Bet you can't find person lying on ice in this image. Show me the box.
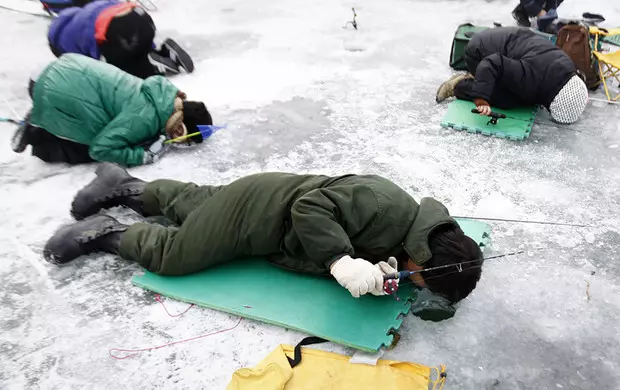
[11,54,212,166]
[47,0,193,78]
[436,27,588,124]
[44,163,484,303]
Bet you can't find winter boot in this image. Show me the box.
[11,110,33,153]
[149,52,180,75]
[435,73,473,103]
[11,123,33,153]
[512,4,531,27]
[162,38,194,73]
[71,163,147,220]
[44,215,128,264]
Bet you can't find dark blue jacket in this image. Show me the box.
[465,27,575,108]
[48,0,120,59]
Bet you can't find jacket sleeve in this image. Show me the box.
[520,0,545,17]
[289,186,380,268]
[89,113,158,167]
[471,53,523,102]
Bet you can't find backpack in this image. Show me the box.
[556,23,600,90]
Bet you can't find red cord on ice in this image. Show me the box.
[109,317,243,360]
[154,294,194,317]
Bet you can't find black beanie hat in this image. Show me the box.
[182,101,213,143]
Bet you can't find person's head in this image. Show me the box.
[181,101,213,144]
[407,225,483,303]
[549,74,588,124]
[165,100,213,144]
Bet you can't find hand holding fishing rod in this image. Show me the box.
[471,108,506,125]
[382,250,526,281]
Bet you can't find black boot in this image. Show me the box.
[11,111,34,153]
[148,51,180,75]
[512,4,531,27]
[44,215,128,264]
[162,38,194,73]
[71,163,147,220]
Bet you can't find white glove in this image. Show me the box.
[330,255,384,298]
[371,257,399,296]
[142,135,170,165]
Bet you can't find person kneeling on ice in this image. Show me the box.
[47,0,193,78]
[11,54,212,166]
[436,27,588,125]
[44,163,484,303]
[511,0,564,32]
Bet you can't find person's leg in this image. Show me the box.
[157,38,194,73]
[119,187,238,274]
[14,124,93,164]
[111,54,164,79]
[139,180,224,223]
[70,163,224,223]
[512,3,531,27]
[46,183,237,276]
[453,78,478,102]
[436,73,473,103]
[454,78,524,109]
[31,135,93,164]
[544,0,563,12]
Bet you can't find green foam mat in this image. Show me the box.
[440,99,538,141]
[132,218,491,352]
[602,33,620,47]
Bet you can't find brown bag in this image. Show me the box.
[556,24,600,90]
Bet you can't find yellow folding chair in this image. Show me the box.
[589,27,620,102]
[593,51,620,102]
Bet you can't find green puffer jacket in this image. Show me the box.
[29,54,179,167]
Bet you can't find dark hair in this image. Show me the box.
[182,101,213,143]
[423,225,483,303]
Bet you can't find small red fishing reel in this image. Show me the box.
[383,279,399,301]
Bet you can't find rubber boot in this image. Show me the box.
[71,163,147,220]
[44,215,128,264]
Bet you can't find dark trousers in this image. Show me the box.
[518,0,564,17]
[120,180,228,275]
[28,126,94,165]
[454,78,525,109]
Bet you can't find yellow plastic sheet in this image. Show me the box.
[227,345,446,390]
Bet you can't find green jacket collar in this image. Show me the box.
[403,197,459,265]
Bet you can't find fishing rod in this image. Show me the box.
[382,250,525,281]
[451,215,592,228]
[165,124,226,144]
[0,117,24,125]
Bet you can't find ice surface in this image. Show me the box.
[1,0,620,389]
